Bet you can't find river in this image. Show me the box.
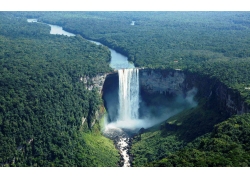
[86,41,134,70]
[27,19,133,70]
[27,19,133,167]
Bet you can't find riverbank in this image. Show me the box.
[27,18,136,167]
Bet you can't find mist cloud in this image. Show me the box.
[104,87,198,131]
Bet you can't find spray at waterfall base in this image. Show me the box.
[103,68,198,132]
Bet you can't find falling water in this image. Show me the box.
[27,19,136,167]
[118,68,139,122]
[104,68,139,167]
[116,68,139,167]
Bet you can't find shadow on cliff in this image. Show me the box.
[138,88,198,131]
[160,98,230,143]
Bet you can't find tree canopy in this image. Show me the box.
[2,11,250,167]
[0,12,118,167]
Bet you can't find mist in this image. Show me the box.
[103,85,198,131]
[136,87,198,129]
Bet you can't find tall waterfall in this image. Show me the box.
[118,69,139,121]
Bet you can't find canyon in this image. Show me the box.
[102,69,250,123]
[27,18,250,167]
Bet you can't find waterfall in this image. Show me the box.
[118,69,139,122]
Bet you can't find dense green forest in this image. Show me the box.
[0,13,119,166]
[2,11,250,167]
[131,73,250,167]
[144,113,250,167]
[11,11,250,104]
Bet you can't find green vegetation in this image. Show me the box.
[81,123,120,167]
[132,102,250,167]
[131,100,228,166]
[147,113,250,167]
[2,11,250,167]
[15,11,250,105]
[131,132,183,167]
[0,13,118,166]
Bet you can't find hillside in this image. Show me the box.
[0,13,119,167]
[13,11,250,105]
[145,112,250,167]
[2,11,250,167]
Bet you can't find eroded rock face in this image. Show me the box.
[215,82,250,115]
[80,73,111,128]
[138,69,250,116]
[81,74,108,93]
[102,68,250,121]
[139,69,185,95]
[182,71,250,116]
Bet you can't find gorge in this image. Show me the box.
[27,19,141,166]
[26,17,250,167]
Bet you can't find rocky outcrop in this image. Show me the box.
[80,74,108,94]
[214,82,250,115]
[139,69,250,116]
[140,69,185,95]
[81,117,86,126]
[177,71,250,116]
[80,73,112,129]
[91,106,106,128]
[102,68,250,120]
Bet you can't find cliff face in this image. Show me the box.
[180,71,250,116]
[79,73,108,129]
[138,69,250,116]
[214,82,250,115]
[139,69,186,95]
[81,74,108,94]
[101,68,250,127]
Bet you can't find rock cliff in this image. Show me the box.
[80,73,109,129]
[139,69,250,116]
[139,69,186,95]
[102,68,250,126]
[180,71,250,116]
[81,74,108,94]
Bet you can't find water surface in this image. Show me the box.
[89,40,134,70]
[27,19,134,69]
[49,24,75,37]
[27,18,134,167]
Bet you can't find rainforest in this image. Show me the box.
[1,11,250,167]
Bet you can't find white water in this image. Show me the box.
[119,137,130,167]
[27,18,135,167]
[104,69,139,167]
[118,69,139,123]
[116,69,139,167]
[103,124,130,167]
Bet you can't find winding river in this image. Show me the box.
[27,19,133,167]
[27,19,133,70]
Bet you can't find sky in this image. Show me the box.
[1,0,249,11]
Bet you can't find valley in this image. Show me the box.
[1,11,250,167]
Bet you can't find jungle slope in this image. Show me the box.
[145,113,250,167]
[15,11,250,104]
[0,13,119,167]
[6,11,250,166]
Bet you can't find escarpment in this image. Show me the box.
[102,69,250,124]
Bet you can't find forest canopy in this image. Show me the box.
[0,12,118,167]
[1,11,250,167]
[11,11,250,104]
